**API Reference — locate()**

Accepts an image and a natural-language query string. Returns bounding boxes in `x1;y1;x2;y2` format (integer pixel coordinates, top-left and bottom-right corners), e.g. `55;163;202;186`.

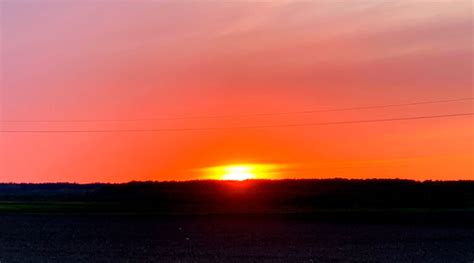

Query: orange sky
1;0;472;183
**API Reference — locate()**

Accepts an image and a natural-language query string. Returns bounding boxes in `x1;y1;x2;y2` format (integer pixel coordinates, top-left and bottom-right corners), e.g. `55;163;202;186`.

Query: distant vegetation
0;179;473;222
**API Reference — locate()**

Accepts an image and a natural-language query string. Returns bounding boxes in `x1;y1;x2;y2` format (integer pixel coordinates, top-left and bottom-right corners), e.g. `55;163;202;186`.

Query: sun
203;163;280;181
221;165;256;181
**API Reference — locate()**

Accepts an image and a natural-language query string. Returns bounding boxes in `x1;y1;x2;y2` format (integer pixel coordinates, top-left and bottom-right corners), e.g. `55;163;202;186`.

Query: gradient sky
1;0;472;183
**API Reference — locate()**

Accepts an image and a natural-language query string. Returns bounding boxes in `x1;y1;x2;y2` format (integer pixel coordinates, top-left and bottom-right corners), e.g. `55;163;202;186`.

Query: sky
1;0;472;183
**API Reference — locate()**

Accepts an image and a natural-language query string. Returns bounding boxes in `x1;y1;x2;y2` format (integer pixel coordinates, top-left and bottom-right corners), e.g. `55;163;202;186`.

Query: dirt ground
0;214;473;262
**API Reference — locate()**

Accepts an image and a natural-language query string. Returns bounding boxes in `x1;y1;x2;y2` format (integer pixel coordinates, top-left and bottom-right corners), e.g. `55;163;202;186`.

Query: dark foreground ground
1;214;473;263
1;180;473;262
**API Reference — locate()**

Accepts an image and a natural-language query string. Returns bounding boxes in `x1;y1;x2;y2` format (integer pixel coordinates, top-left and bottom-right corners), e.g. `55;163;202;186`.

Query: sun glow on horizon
204;163;281;181
221;165;256;181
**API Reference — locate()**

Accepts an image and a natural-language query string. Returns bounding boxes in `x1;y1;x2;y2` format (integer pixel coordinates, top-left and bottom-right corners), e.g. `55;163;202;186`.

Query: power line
1;113;471;133
2;97;472;123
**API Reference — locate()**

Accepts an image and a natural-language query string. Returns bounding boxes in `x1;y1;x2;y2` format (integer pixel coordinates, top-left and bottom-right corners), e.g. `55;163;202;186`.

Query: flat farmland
0;214;473;263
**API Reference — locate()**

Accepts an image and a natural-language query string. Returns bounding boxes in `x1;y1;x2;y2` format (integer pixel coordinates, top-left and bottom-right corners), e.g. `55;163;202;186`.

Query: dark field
0;214;473;263
1;180;473;215
1;180;473;262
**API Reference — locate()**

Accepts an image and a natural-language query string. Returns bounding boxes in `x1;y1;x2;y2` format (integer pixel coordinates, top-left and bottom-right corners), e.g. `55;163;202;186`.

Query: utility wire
2;97;472;123
1;113;471;133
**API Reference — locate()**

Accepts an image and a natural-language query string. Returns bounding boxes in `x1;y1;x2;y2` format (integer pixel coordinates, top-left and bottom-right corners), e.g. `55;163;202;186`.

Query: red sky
1;0;472;183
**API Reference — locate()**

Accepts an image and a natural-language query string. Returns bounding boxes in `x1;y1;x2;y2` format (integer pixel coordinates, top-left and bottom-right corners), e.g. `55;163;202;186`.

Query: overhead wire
1;113;471;133
2;97;472;123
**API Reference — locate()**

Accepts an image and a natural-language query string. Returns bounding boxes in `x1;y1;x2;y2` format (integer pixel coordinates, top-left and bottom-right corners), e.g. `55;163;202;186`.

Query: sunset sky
1;0;472;183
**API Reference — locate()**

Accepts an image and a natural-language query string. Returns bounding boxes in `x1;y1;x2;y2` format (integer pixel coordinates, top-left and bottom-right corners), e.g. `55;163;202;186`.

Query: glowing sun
221;165;256;181
204;163;280;181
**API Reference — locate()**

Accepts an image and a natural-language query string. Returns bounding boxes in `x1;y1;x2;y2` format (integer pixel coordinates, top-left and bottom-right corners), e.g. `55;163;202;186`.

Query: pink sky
1;0;472;183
